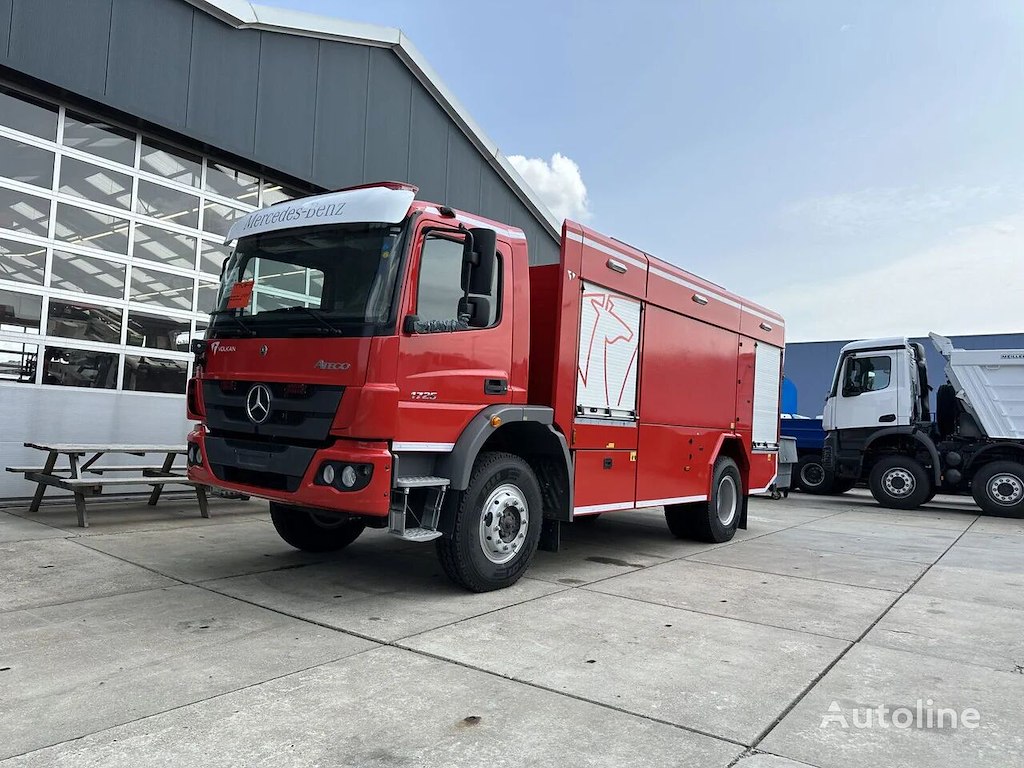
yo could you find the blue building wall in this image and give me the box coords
[783,333,1024,417]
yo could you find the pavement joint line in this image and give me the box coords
[2,643,386,762]
[570,507,852,593]
[181,581,752,749]
[577,581,875,644]
[746,512,982,751]
[6,498,997,759]
[0,583,188,616]
[667,557,906,593]
[389,642,751,750]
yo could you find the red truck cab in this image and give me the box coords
[187,182,784,591]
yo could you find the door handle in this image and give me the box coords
[484,378,508,395]
[879,413,896,423]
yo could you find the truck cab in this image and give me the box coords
[822,335,1024,517]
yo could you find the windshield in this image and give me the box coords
[210,222,406,338]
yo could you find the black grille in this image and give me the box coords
[205,436,317,493]
[203,381,343,442]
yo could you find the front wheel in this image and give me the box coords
[971,461,1024,518]
[269,502,365,552]
[665,456,742,543]
[868,456,931,510]
[435,452,543,592]
[795,454,832,494]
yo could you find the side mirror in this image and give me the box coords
[219,256,230,278]
[461,227,497,295]
[402,314,420,334]
[458,296,492,328]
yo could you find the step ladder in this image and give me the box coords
[389,476,450,542]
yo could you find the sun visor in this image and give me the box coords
[226,186,417,243]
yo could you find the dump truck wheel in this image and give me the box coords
[436,452,543,592]
[971,461,1024,518]
[868,456,931,510]
[269,502,365,552]
[665,456,741,543]
[795,454,832,494]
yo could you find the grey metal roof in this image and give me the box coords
[185,0,561,240]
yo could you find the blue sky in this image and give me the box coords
[273,0,1024,341]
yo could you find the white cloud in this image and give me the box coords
[762,214,1024,342]
[508,152,591,223]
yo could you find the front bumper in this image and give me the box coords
[186,428,393,516]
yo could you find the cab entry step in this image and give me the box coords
[390,476,450,541]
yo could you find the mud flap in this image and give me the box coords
[538,518,561,552]
[738,495,749,530]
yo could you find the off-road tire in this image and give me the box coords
[435,452,543,592]
[665,456,742,543]
[269,502,365,552]
[868,456,931,510]
[971,461,1024,518]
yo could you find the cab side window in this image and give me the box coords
[415,234,501,330]
[843,355,892,396]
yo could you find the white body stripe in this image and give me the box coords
[636,495,708,507]
[567,230,784,327]
[749,475,779,495]
[392,441,455,453]
[566,230,647,270]
[573,501,636,515]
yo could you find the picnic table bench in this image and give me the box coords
[6,443,210,528]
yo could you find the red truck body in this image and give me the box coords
[186,183,784,590]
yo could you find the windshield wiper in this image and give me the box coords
[259,306,346,336]
[209,309,256,337]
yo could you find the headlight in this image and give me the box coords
[341,465,358,488]
[322,464,336,484]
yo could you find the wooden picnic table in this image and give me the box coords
[6,443,210,528]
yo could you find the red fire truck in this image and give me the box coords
[186,182,784,591]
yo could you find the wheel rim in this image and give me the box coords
[716,475,738,526]
[987,473,1023,506]
[882,468,916,498]
[479,484,529,564]
[800,463,825,488]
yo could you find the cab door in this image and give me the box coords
[394,221,513,448]
[832,351,901,430]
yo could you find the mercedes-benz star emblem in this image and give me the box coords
[259,344,268,357]
[245,384,272,424]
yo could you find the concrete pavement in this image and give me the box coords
[1,489,1021,766]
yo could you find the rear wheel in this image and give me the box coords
[971,461,1024,518]
[435,452,543,592]
[665,456,742,543]
[795,454,832,494]
[269,502,365,552]
[868,456,931,510]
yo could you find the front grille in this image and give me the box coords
[205,435,317,493]
[203,381,343,442]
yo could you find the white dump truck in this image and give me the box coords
[822,333,1024,517]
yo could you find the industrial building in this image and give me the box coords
[0,0,559,497]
